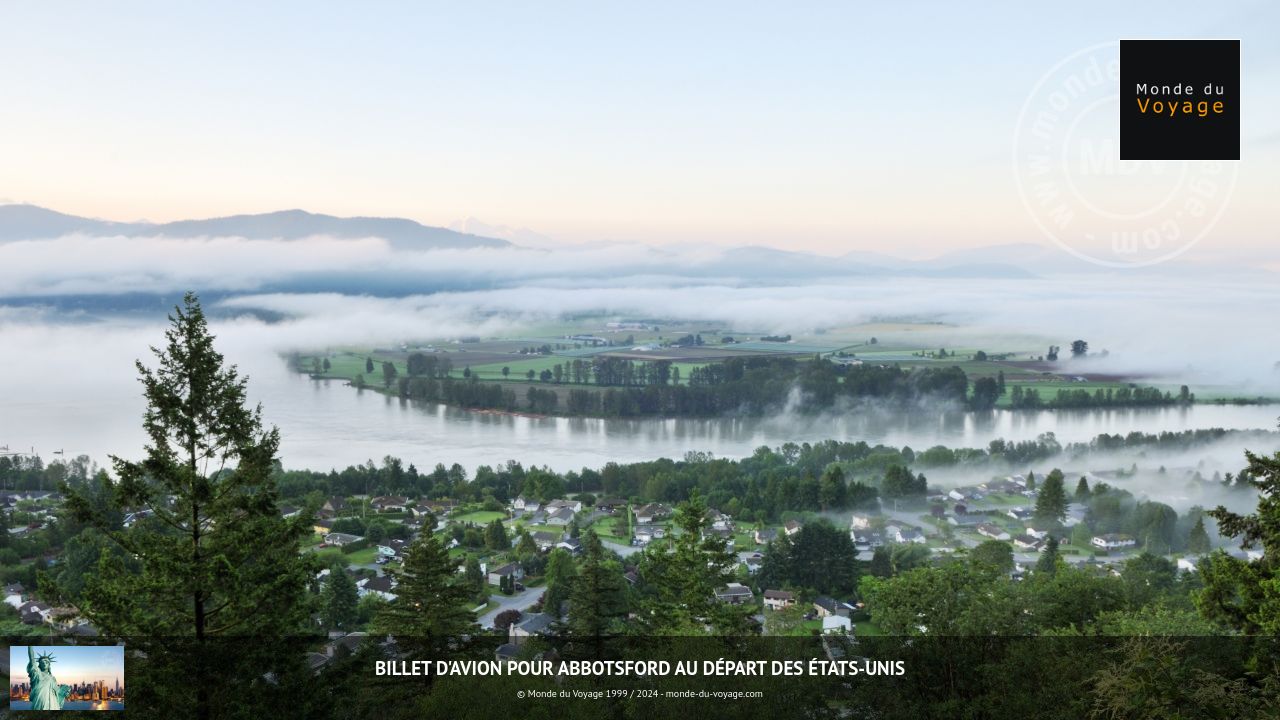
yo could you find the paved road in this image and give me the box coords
[477,584,542,629]
[603,539,642,558]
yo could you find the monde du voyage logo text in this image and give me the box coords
[1120,39,1240,160]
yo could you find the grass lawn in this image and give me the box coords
[460,356,569,381]
[590,516,630,541]
[854,621,885,637]
[453,510,506,525]
[313,548,345,565]
[344,547,380,565]
[982,493,1030,506]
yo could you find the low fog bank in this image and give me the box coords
[913,432,1279,516]
[3,228,1280,388]
[222,277,1279,390]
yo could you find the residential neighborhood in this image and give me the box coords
[0,451,1254,655]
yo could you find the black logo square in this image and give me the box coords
[1120,39,1239,160]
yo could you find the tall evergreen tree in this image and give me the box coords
[373,528,478,652]
[324,566,359,630]
[515,530,539,557]
[565,529,629,642]
[463,555,485,596]
[1197,448,1280,633]
[1074,476,1090,501]
[818,465,848,510]
[634,491,754,634]
[56,292,315,720]
[869,545,893,578]
[1187,515,1212,555]
[1034,469,1068,525]
[1036,535,1060,576]
[760,520,859,595]
[542,548,578,618]
[484,519,509,551]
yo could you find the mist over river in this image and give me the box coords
[5,361,1278,474]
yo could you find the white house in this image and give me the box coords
[977,524,1011,541]
[487,562,524,586]
[634,524,665,545]
[1024,525,1050,540]
[849,514,873,531]
[510,613,554,644]
[762,589,796,611]
[1091,533,1137,550]
[707,508,734,531]
[983,479,1023,494]
[357,575,397,601]
[822,615,852,635]
[634,503,670,524]
[545,507,575,526]
[3,582,25,610]
[370,496,409,513]
[376,539,407,558]
[714,583,754,605]
[325,532,364,547]
[546,499,583,514]
[1012,534,1041,551]
[892,527,927,544]
[754,528,778,544]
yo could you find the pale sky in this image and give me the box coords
[1,1,1277,257]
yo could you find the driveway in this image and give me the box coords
[477,584,542,629]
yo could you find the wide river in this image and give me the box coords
[5,359,1278,473]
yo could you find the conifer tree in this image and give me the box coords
[57,293,315,720]
[1187,515,1212,555]
[566,529,629,642]
[1036,535,1060,576]
[484,519,509,551]
[374,528,478,653]
[324,566,359,630]
[515,530,539,556]
[543,548,578,618]
[1075,476,1091,501]
[1198,449,1280,632]
[634,491,754,634]
[1034,469,1068,525]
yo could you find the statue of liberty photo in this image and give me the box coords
[27,646,72,710]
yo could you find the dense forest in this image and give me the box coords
[389,355,971,417]
[363,351,1198,418]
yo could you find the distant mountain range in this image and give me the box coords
[4,202,1191,284]
[0,204,509,251]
